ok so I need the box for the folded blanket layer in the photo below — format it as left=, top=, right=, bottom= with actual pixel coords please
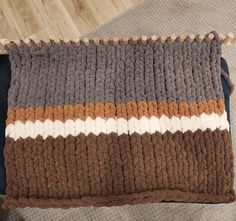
left=3, top=33, right=235, bottom=208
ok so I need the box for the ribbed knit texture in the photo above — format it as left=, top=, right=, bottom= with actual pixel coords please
left=3, top=32, right=235, bottom=208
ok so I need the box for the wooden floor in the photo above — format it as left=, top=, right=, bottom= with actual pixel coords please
left=0, top=0, right=141, bottom=41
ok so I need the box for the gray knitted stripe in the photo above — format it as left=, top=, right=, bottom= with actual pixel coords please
left=144, top=42, right=156, bottom=101
left=8, top=37, right=223, bottom=108
left=15, top=45, right=30, bottom=108
left=31, top=44, right=45, bottom=107
left=191, top=38, right=205, bottom=101
left=85, top=44, right=97, bottom=104
left=105, top=44, right=116, bottom=103
left=8, top=44, right=26, bottom=108
left=153, top=41, right=166, bottom=102
left=64, top=43, right=77, bottom=105
left=115, top=44, right=126, bottom=104
left=35, top=43, right=50, bottom=107
left=95, top=44, right=106, bottom=103
left=45, top=42, right=60, bottom=107
left=134, top=43, right=146, bottom=101
left=182, top=39, right=195, bottom=103
left=124, top=43, right=136, bottom=102
left=210, top=36, right=223, bottom=99
left=74, top=45, right=87, bottom=105
left=173, top=40, right=187, bottom=102
left=164, top=39, right=176, bottom=102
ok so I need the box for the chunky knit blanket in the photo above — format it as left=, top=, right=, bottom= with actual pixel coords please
left=3, top=32, right=235, bottom=208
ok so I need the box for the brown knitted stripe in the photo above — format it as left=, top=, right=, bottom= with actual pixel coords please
left=4, top=129, right=235, bottom=208
left=6, top=99, right=225, bottom=124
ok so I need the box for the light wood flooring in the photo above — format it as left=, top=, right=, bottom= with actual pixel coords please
left=0, top=0, right=141, bottom=41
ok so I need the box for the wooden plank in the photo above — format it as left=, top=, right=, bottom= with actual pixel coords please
left=27, top=27, right=55, bottom=41
left=0, top=0, right=21, bottom=39
left=0, top=0, right=141, bottom=40
left=110, top=0, right=127, bottom=12
left=121, top=0, right=142, bottom=8
left=62, top=0, right=100, bottom=35
left=33, top=0, right=81, bottom=38
left=5, top=0, right=46, bottom=37
left=85, top=0, right=126, bottom=23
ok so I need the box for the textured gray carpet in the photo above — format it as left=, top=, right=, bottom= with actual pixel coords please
left=2, top=0, right=236, bottom=220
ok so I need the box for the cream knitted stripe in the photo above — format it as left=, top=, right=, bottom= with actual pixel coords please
left=6, top=111, right=229, bottom=139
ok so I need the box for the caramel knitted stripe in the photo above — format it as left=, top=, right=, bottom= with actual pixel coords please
left=6, top=99, right=225, bottom=124
left=3, top=129, right=235, bottom=208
